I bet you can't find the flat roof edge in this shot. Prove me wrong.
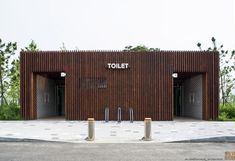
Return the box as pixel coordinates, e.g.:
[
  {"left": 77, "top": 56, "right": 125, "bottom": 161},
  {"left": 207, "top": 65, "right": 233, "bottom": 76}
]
[{"left": 20, "top": 50, "right": 219, "bottom": 54}]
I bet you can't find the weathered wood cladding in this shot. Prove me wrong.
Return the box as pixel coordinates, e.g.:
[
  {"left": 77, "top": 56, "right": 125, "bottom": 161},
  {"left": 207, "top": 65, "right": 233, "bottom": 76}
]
[{"left": 20, "top": 51, "right": 219, "bottom": 120}]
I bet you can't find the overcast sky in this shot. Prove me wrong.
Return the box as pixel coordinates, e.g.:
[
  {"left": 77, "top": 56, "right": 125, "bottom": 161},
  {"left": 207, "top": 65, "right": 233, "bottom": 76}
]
[{"left": 1, "top": 0, "right": 235, "bottom": 52}]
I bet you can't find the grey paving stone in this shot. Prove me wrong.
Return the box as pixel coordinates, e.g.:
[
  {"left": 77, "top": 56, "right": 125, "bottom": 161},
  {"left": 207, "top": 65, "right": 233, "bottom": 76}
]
[
  {"left": 111, "top": 126, "right": 120, "bottom": 128},
  {"left": 51, "top": 137, "right": 59, "bottom": 140},
  {"left": 69, "top": 139, "right": 80, "bottom": 141},
  {"left": 6, "top": 134, "right": 13, "bottom": 136},
  {"left": 80, "top": 134, "right": 86, "bottom": 136},
  {"left": 171, "top": 131, "right": 178, "bottom": 133},
  {"left": 51, "top": 134, "right": 58, "bottom": 136}
]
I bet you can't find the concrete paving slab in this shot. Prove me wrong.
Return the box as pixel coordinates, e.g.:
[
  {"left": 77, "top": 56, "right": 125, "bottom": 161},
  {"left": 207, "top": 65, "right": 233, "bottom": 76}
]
[{"left": 0, "top": 120, "right": 234, "bottom": 143}]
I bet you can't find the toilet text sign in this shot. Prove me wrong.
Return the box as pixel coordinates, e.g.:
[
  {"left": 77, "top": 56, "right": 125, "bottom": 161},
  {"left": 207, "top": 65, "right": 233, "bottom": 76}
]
[{"left": 107, "top": 63, "right": 129, "bottom": 69}]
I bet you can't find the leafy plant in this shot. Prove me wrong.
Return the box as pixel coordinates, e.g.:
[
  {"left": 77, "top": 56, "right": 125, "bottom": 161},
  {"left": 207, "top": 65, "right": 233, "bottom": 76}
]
[
  {"left": 22, "top": 40, "right": 39, "bottom": 52},
  {"left": 0, "top": 38, "right": 17, "bottom": 105},
  {"left": 123, "top": 45, "right": 160, "bottom": 52},
  {"left": 197, "top": 37, "right": 235, "bottom": 105},
  {"left": 0, "top": 103, "right": 20, "bottom": 120},
  {"left": 7, "top": 58, "right": 20, "bottom": 104},
  {"left": 7, "top": 40, "right": 39, "bottom": 105},
  {"left": 219, "top": 104, "right": 235, "bottom": 119},
  {"left": 218, "top": 112, "right": 228, "bottom": 121},
  {"left": 0, "top": 39, "right": 39, "bottom": 120}
]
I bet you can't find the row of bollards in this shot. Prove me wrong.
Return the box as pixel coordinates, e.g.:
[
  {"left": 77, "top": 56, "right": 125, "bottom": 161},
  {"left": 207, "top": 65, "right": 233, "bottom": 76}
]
[{"left": 85, "top": 117, "right": 152, "bottom": 141}]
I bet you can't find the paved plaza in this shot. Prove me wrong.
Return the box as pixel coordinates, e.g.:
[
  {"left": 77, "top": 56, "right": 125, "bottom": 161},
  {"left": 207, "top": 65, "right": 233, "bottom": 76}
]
[{"left": 0, "top": 120, "right": 234, "bottom": 143}]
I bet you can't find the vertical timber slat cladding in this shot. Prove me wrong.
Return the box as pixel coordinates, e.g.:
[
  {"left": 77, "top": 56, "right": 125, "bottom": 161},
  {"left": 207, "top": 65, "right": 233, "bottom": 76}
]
[{"left": 20, "top": 51, "right": 219, "bottom": 121}]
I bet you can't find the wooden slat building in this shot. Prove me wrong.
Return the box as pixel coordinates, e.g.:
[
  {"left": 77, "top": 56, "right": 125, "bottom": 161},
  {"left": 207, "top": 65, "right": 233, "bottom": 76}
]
[{"left": 20, "top": 51, "right": 219, "bottom": 120}]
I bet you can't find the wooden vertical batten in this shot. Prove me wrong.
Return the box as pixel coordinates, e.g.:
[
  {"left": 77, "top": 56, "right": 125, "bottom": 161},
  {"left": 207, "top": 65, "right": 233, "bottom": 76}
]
[{"left": 20, "top": 51, "right": 219, "bottom": 120}]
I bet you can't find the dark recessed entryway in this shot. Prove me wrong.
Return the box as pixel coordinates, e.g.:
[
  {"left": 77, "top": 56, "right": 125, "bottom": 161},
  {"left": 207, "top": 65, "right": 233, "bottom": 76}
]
[
  {"left": 173, "top": 72, "right": 203, "bottom": 120},
  {"left": 36, "top": 72, "right": 65, "bottom": 119}
]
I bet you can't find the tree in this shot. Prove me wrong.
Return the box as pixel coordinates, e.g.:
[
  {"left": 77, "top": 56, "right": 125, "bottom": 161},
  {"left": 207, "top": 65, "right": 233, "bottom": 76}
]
[
  {"left": 123, "top": 45, "right": 160, "bottom": 52},
  {"left": 60, "top": 42, "right": 67, "bottom": 51},
  {"left": 0, "top": 38, "right": 17, "bottom": 105},
  {"left": 7, "top": 58, "right": 20, "bottom": 104},
  {"left": 197, "top": 37, "right": 235, "bottom": 105},
  {"left": 22, "top": 40, "right": 39, "bottom": 52},
  {"left": 8, "top": 40, "right": 39, "bottom": 105}
]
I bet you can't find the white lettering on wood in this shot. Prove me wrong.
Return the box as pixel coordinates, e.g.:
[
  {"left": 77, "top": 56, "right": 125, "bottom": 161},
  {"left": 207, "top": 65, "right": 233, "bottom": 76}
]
[{"left": 107, "top": 63, "right": 129, "bottom": 69}]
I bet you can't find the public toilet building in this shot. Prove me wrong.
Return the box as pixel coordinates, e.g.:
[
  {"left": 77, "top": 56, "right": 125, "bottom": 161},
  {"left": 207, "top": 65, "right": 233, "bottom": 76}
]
[{"left": 20, "top": 51, "right": 219, "bottom": 120}]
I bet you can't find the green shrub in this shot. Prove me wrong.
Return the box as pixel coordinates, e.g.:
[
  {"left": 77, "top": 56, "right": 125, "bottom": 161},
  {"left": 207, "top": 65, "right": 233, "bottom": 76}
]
[
  {"left": 219, "top": 104, "right": 235, "bottom": 120},
  {"left": 0, "top": 104, "right": 20, "bottom": 120},
  {"left": 218, "top": 112, "right": 228, "bottom": 121}
]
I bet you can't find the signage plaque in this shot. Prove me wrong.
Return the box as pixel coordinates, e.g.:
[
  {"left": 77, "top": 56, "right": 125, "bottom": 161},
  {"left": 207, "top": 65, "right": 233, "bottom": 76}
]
[{"left": 107, "top": 63, "right": 129, "bottom": 69}]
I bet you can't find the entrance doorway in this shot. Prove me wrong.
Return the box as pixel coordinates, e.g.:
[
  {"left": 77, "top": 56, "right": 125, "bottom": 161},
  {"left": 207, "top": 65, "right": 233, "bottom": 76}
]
[
  {"left": 174, "top": 85, "right": 183, "bottom": 117},
  {"left": 56, "top": 85, "right": 65, "bottom": 116},
  {"left": 36, "top": 72, "right": 65, "bottom": 119},
  {"left": 173, "top": 72, "right": 203, "bottom": 119}
]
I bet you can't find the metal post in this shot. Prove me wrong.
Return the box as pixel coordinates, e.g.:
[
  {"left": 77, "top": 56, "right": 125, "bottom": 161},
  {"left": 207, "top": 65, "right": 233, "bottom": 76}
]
[
  {"left": 86, "top": 118, "right": 95, "bottom": 141},
  {"left": 142, "top": 118, "right": 152, "bottom": 141},
  {"left": 129, "top": 108, "right": 134, "bottom": 123},
  {"left": 117, "top": 107, "right": 121, "bottom": 123},
  {"left": 105, "top": 107, "right": 109, "bottom": 122}
]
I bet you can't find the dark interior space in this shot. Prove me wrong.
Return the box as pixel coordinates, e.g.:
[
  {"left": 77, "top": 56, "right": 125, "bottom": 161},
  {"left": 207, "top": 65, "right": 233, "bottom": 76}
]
[
  {"left": 36, "top": 72, "right": 65, "bottom": 119},
  {"left": 173, "top": 72, "right": 203, "bottom": 119}
]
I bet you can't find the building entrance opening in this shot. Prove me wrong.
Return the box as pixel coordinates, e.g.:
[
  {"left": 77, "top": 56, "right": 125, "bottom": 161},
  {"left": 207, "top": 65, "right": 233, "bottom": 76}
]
[
  {"left": 173, "top": 72, "right": 203, "bottom": 120},
  {"left": 36, "top": 72, "right": 65, "bottom": 119}
]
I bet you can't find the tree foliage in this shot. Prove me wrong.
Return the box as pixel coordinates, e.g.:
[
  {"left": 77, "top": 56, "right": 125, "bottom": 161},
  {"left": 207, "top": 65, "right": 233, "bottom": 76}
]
[
  {"left": 7, "top": 58, "right": 20, "bottom": 104},
  {"left": 123, "top": 45, "right": 160, "bottom": 52},
  {"left": 0, "top": 39, "right": 39, "bottom": 119},
  {"left": 0, "top": 38, "right": 17, "bottom": 105},
  {"left": 8, "top": 40, "right": 39, "bottom": 105},
  {"left": 60, "top": 42, "right": 67, "bottom": 51},
  {"left": 22, "top": 40, "right": 39, "bottom": 52},
  {"left": 197, "top": 37, "right": 235, "bottom": 105}
]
